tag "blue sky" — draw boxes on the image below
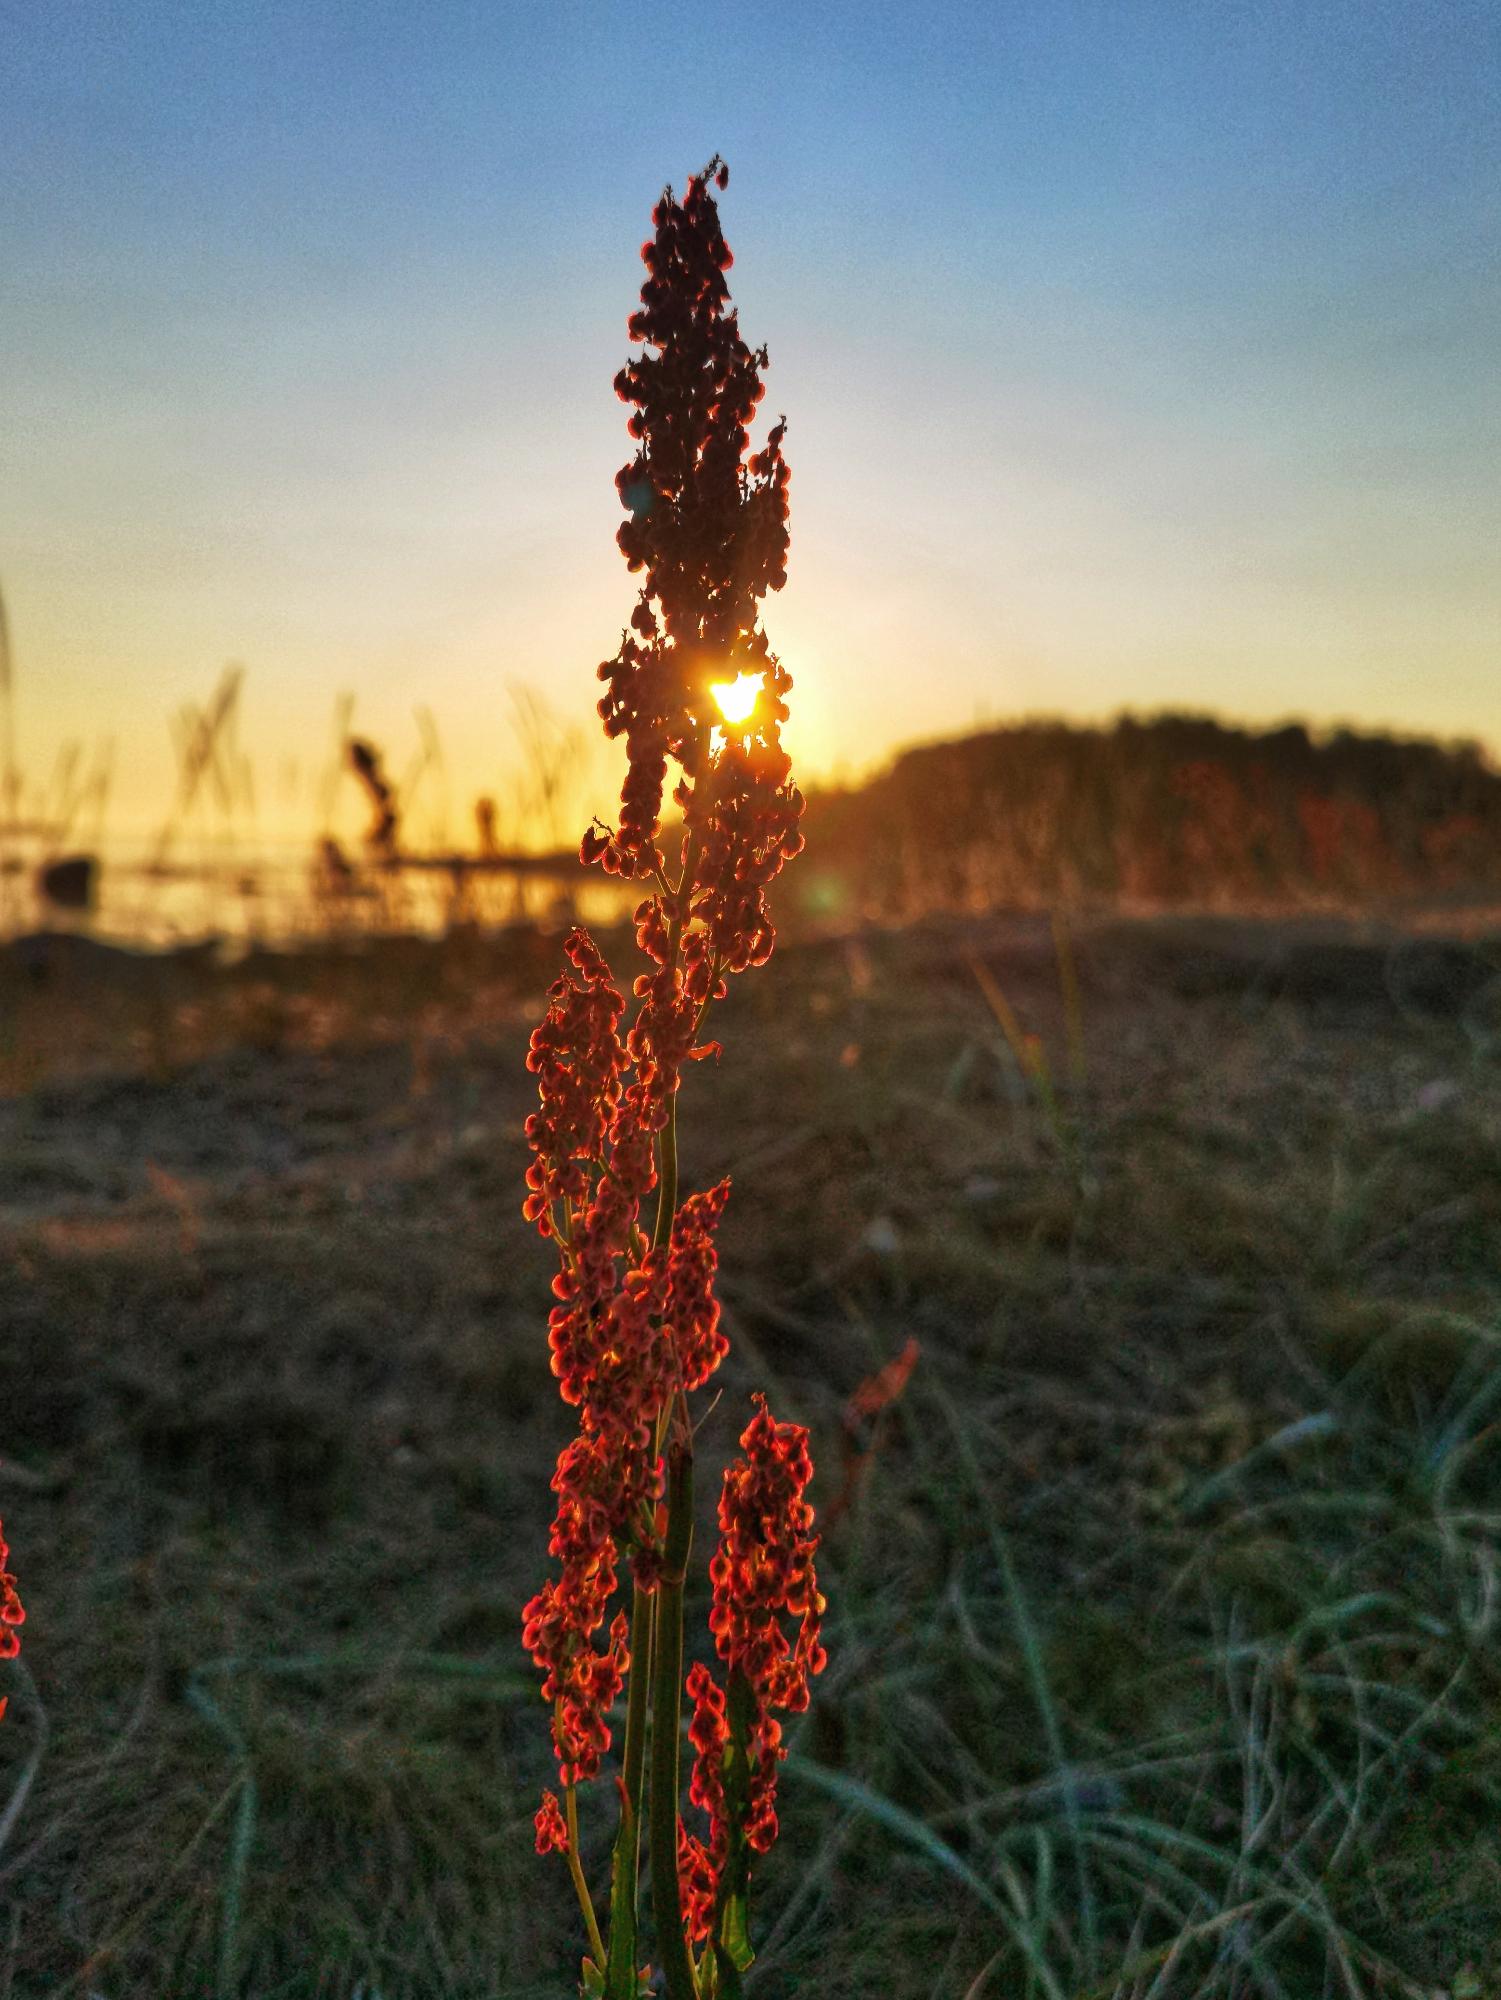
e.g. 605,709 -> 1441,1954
4,0 -> 1497,836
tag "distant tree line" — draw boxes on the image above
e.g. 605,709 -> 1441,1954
793,714 -> 1501,916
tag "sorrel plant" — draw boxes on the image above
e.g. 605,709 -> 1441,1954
0,1518 -> 22,1724
520,158 -> 824,1998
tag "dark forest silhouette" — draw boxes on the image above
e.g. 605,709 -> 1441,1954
798,714 -> 1501,916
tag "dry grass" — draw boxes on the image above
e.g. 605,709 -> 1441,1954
1,911 -> 1500,1996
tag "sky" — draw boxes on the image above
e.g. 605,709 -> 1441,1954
3,0 -> 1498,842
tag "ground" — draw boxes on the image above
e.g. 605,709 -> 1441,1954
1,912 -> 1500,1997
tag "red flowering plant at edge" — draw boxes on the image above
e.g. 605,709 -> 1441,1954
520,159 -> 826,1999
0,1517 -> 23,1725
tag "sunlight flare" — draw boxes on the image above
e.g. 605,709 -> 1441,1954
711,670 -> 762,727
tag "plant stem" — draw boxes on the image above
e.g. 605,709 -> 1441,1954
641,805 -> 711,1996
603,1582 -> 655,1994
649,800 -> 710,1252
653,1095 -> 679,1250
650,1424 -> 698,2000
565,1784 -> 607,1971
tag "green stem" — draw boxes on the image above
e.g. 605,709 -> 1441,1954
651,840 -> 696,1251
603,1583 -> 655,1995
565,1784 -> 607,1971
653,1095 -> 679,1251
650,1429 -> 698,2000
639,795 -> 713,1997
709,1672 -> 756,1982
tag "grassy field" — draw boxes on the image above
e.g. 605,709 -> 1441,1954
1,911 -> 1500,1997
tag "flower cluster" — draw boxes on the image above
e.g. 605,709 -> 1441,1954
522,1136 -> 736,1783
591,156 -> 798,886
709,1399 -> 827,1729
664,1180 -> 731,1391
690,737 -> 805,977
534,1790 -> 570,1857
679,1396 -> 827,1937
0,1518 -> 23,1725
678,1668 -> 728,1942
522,929 -> 629,1238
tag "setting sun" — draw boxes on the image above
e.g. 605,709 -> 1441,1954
711,670 -> 762,726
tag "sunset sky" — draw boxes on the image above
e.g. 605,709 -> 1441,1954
5,0 -> 1498,841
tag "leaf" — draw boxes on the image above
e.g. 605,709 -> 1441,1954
710,1673 -> 756,1976
717,1887 -> 754,1975
710,1942 -> 746,1998
603,1807 -> 641,1996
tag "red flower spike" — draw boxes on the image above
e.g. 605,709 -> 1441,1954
678,1816 -> 720,1944
0,1519 -> 23,1730
586,160 -> 796,891
522,929 -> 628,1237
680,1396 -> 828,1915
0,1519 -> 22,1667
666,1181 -> 732,1390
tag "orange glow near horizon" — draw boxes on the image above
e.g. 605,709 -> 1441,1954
5,8 -> 1498,853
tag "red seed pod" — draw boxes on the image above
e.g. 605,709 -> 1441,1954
533,1792 -> 569,1856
